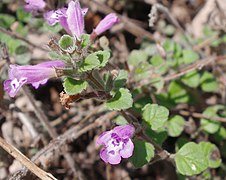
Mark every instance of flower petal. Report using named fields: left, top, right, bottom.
left=120, top=139, right=134, bottom=158
left=107, top=149, right=122, bottom=165
left=4, top=78, right=27, bottom=97
left=99, top=148, right=108, bottom=163
left=93, top=13, right=119, bottom=36
left=66, top=0, right=85, bottom=39
left=113, top=124, right=135, bottom=139
left=97, top=130, right=112, bottom=145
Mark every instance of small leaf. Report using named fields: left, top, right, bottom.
left=113, top=115, right=128, bottom=125
left=59, top=35, right=75, bottom=52
left=200, top=71, right=218, bottom=92
left=95, top=50, right=111, bottom=68
left=63, top=77, right=87, bottom=95
left=134, top=62, right=152, bottom=81
left=81, top=34, right=90, bottom=48
left=130, top=139, right=154, bottom=168
left=167, top=115, right=185, bottom=137
left=48, top=52, right=71, bottom=61
left=175, top=142, right=208, bottom=176
left=181, top=70, right=200, bottom=88
left=0, top=14, right=15, bottom=28
left=163, top=39, right=175, bottom=53
left=214, top=127, right=226, bottom=142
left=79, top=53, right=99, bottom=72
left=200, top=105, right=224, bottom=134
left=182, top=50, right=199, bottom=64
left=106, top=88, right=133, bottom=110
left=42, top=22, right=62, bottom=33
left=150, top=55, right=168, bottom=75
left=150, top=76, right=164, bottom=94
left=113, top=70, right=128, bottom=89
left=16, top=7, right=32, bottom=22
left=168, top=81, right=189, bottom=104
left=199, top=142, right=221, bottom=168
left=145, top=127, right=167, bottom=145
left=128, top=50, right=148, bottom=66
left=142, top=104, right=169, bottom=130
left=15, top=45, right=31, bottom=64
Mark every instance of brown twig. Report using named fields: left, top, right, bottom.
left=179, top=110, right=226, bottom=123
left=163, top=56, right=215, bottom=82
left=0, top=27, right=48, bottom=52
left=0, top=136, right=57, bottom=180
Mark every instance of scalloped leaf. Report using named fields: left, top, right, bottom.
left=175, top=142, right=208, bottom=176
left=130, top=139, right=154, bottom=168
left=106, top=88, right=133, bottom=110
left=63, top=77, right=87, bottom=95
left=142, top=104, right=169, bottom=130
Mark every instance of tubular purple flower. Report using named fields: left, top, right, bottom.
left=4, top=60, right=65, bottom=97
left=97, top=124, right=135, bottom=165
left=66, top=0, right=85, bottom=39
left=24, top=0, right=46, bottom=13
left=93, top=13, right=120, bottom=36
left=44, top=0, right=87, bottom=39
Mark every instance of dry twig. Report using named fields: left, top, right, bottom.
left=0, top=136, right=57, bottom=180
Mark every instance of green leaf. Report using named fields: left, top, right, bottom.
left=113, top=70, right=128, bottom=88
left=63, top=77, right=87, bottom=95
left=150, top=76, right=164, bottom=94
left=175, top=142, right=208, bottom=176
left=48, top=52, right=71, bottom=61
left=175, top=137, right=189, bottom=152
left=59, top=35, right=75, bottom=52
left=42, top=22, right=62, bottom=33
left=145, top=127, right=167, bottom=145
left=134, top=62, right=152, bottom=81
left=106, top=88, right=133, bottom=110
left=113, top=115, right=128, bottom=125
left=95, top=50, right=111, bottom=68
left=81, top=34, right=90, bottom=48
left=142, top=104, right=169, bottom=130
left=130, top=139, right=154, bottom=168
left=200, top=105, right=224, bottom=134
left=199, top=142, right=221, bottom=168
left=168, top=81, right=189, bottom=104
left=128, top=50, right=148, bottom=66
left=200, top=71, right=218, bottom=92
left=16, top=7, right=32, bottom=23
left=167, top=115, right=185, bottom=137
left=181, top=70, right=200, bottom=88
left=79, top=53, right=100, bottom=72
left=214, top=127, right=226, bottom=142
left=0, top=14, right=15, bottom=28
left=163, top=39, right=175, bottom=53
left=15, top=23, right=28, bottom=37
left=15, top=45, right=31, bottom=64
left=181, top=50, right=199, bottom=64
left=150, top=55, right=168, bottom=75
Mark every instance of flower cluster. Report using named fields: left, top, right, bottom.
left=44, top=0, right=119, bottom=39
left=97, top=124, right=135, bottom=165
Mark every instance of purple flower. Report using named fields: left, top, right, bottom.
left=93, top=13, right=119, bottom=36
left=24, top=0, right=46, bottom=13
left=4, top=60, right=64, bottom=97
left=44, top=0, right=88, bottom=39
left=97, top=124, right=135, bottom=165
